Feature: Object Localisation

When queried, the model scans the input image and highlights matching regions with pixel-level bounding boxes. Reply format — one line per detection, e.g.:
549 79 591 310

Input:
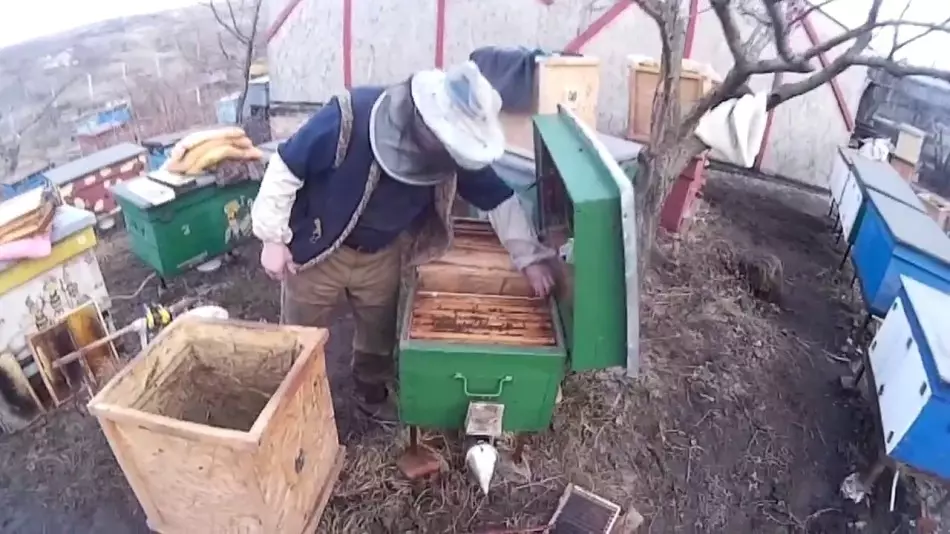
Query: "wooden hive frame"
87 318 344 534
416 218 534 298
28 300 120 406
410 218 557 347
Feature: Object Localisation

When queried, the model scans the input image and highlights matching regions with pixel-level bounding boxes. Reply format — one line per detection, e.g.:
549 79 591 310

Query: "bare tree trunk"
634 135 707 278
235 0 263 125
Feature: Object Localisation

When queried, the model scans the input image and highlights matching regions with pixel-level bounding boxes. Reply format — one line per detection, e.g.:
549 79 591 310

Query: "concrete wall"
265 0 863 189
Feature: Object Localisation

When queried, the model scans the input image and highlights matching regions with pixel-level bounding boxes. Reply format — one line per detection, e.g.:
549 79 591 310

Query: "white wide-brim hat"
411 61 505 171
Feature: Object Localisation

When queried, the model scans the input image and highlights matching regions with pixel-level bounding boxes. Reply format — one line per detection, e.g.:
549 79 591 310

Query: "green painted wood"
399 340 566 432
113 180 259 277
398 289 568 432
534 114 631 372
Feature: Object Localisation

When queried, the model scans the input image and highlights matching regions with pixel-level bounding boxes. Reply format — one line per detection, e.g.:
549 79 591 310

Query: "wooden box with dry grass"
87 318 343 534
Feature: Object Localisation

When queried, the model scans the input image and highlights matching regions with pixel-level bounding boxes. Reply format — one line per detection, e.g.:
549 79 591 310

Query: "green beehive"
111 175 259 279
397 106 641 436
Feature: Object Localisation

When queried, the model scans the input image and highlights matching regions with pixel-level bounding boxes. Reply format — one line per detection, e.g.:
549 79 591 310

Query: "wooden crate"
87 318 343 534
535 55 601 130
894 123 925 165
890 154 918 183
499 56 601 160
626 57 717 142
919 191 950 232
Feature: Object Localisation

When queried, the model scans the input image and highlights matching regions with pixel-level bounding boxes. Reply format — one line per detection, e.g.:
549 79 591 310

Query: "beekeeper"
251 61 556 422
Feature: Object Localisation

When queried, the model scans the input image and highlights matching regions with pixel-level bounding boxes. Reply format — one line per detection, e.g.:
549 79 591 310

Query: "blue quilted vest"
286 87 385 266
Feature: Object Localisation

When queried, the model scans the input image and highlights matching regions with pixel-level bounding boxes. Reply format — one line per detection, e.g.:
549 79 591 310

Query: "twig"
111 272 157 301
804 507 841 526
822 349 851 365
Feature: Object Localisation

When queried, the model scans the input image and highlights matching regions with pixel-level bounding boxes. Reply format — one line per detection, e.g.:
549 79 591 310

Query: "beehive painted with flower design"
44 143 147 220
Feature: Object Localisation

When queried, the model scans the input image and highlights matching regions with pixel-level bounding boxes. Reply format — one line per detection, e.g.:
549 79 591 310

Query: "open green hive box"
111 174 259 278
398 107 640 434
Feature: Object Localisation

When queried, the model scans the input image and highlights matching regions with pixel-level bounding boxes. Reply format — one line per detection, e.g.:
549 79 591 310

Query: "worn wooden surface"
536 56 601 130
87 318 342 534
418 219 534 298
409 292 556 346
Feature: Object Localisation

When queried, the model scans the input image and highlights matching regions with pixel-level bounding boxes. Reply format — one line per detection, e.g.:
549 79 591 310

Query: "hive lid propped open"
533 106 640 376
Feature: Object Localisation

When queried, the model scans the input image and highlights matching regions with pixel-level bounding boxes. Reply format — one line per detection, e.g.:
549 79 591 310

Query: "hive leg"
838 243 852 270
513 435 528 464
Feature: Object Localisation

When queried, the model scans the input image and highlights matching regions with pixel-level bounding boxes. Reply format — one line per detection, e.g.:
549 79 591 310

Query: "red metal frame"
801 16 855 132
435 0 447 67
264 0 305 44
684 0 700 58
755 72 784 169
343 0 353 88
564 1 632 53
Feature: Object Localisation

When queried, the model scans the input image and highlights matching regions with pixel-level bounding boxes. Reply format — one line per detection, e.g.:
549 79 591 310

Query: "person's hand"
523 262 555 298
261 241 296 280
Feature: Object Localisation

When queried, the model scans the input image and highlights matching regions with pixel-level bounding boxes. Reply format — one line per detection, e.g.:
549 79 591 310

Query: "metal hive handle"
453 373 513 398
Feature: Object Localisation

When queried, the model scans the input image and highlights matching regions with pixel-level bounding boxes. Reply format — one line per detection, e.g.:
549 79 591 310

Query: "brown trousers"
280 236 406 398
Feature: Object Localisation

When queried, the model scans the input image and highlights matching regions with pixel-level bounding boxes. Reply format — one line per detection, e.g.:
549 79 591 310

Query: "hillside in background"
0 2 259 181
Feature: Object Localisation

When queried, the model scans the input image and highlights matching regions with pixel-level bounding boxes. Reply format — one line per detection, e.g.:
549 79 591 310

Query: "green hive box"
111 176 260 278
396 107 641 434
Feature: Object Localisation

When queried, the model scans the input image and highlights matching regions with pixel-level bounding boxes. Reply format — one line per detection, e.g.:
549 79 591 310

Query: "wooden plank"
301 447 346 533
29 342 72 407
408 330 555 346
408 290 556 346
417 265 533 298
97 418 166 525
0 351 44 432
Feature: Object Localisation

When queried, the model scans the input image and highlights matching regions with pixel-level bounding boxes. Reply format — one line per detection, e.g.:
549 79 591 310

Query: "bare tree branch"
786 0 842 28
762 0 805 68
888 0 915 60
710 0 750 68
889 14 950 60
801 19 945 63
234 0 263 125
848 56 950 82
208 0 249 45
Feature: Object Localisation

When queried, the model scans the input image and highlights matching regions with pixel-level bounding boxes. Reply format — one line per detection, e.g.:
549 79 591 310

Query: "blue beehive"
141 127 208 171
836 151 925 245
852 189 950 316
869 276 950 479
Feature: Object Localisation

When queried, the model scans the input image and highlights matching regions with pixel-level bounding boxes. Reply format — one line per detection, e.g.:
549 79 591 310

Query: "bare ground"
0 171 941 533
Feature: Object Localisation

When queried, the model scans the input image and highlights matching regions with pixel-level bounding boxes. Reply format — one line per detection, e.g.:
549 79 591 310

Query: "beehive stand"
88 319 343 534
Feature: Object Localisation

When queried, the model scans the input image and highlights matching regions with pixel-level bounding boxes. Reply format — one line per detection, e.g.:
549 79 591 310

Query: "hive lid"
44 143 146 186
867 190 950 266
900 276 950 385
533 106 639 375
849 152 925 212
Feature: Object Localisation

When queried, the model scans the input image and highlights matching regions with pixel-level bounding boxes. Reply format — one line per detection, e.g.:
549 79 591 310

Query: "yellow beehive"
626 56 719 142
